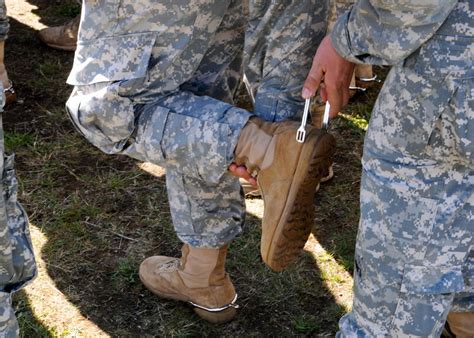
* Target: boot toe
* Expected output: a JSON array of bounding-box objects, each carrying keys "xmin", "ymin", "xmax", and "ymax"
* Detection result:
[{"xmin": 139, "ymin": 256, "xmax": 180, "ymax": 295}]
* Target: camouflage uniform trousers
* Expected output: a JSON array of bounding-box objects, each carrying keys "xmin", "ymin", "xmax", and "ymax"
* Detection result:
[
  {"xmin": 244, "ymin": 0, "xmax": 328, "ymax": 122},
  {"xmin": 336, "ymin": 2, "xmax": 474, "ymax": 336},
  {"xmin": 67, "ymin": 0, "xmax": 253, "ymax": 248},
  {"xmin": 67, "ymin": 0, "xmax": 331, "ymax": 248},
  {"xmin": 0, "ymin": 90, "xmax": 37, "ymax": 336}
]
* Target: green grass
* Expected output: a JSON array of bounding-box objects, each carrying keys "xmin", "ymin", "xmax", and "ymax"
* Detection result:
[
  {"xmin": 54, "ymin": 2, "xmax": 81, "ymax": 19},
  {"xmin": 111, "ymin": 258, "xmax": 139, "ymax": 287},
  {"xmin": 4, "ymin": 131, "xmax": 35, "ymax": 150},
  {"xmin": 292, "ymin": 314, "xmax": 320, "ymax": 333}
]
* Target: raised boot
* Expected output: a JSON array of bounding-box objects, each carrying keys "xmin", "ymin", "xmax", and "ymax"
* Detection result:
[
  {"xmin": 234, "ymin": 117, "xmax": 335, "ymax": 271},
  {"xmin": 139, "ymin": 244, "xmax": 238, "ymax": 323},
  {"xmin": 38, "ymin": 15, "xmax": 80, "ymax": 52}
]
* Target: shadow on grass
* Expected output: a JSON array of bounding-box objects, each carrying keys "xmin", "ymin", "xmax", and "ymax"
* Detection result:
[{"xmin": 25, "ymin": 0, "xmax": 80, "ymax": 28}]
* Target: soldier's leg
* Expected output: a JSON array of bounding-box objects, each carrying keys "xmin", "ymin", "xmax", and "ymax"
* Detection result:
[
  {"xmin": 181, "ymin": 0, "xmax": 245, "ymax": 104},
  {"xmin": 337, "ymin": 66, "xmax": 473, "ymax": 336},
  {"xmin": 244, "ymin": 0, "xmax": 328, "ymax": 122},
  {"xmin": 242, "ymin": 0, "xmax": 331, "ymax": 197},
  {"xmin": 68, "ymin": 0, "xmax": 335, "ymax": 321},
  {"xmin": 163, "ymin": 0, "xmax": 248, "ymax": 246},
  {"xmin": 0, "ymin": 83, "xmax": 37, "ymax": 336},
  {"xmin": 0, "ymin": 293, "xmax": 18, "ymax": 338},
  {"xmin": 125, "ymin": 91, "xmax": 252, "ymax": 244},
  {"xmin": 446, "ymin": 228, "xmax": 474, "ymax": 337}
]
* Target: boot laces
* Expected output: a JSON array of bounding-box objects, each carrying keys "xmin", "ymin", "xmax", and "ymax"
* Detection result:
[{"xmin": 156, "ymin": 258, "xmax": 180, "ymax": 273}]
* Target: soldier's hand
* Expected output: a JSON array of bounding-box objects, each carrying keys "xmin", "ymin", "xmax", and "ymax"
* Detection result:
[
  {"xmin": 229, "ymin": 163, "xmax": 257, "ymax": 187},
  {"xmin": 302, "ymin": 36, "xmax": 355, "ymax": 117}
]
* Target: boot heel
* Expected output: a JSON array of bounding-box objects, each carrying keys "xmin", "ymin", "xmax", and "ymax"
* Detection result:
[{"xmin": 193, "ymin": 307, "xmax": 237, "ymax": 324}]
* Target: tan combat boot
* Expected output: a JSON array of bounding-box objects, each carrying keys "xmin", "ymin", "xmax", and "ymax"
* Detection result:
[
  {"xmin": 234, "ymin": 117, "xmax": 335, "ymax": 271},
  {"xmin": 446, "ymin": 312, "xmax": 474, "ymax": 338},
  {"xmin": 139, "ymin": 244, "xmax": 238, "ymax": 323},
  {"xmin": 38, "ymin": 15, "xmax": 80, "ymax": 52}
]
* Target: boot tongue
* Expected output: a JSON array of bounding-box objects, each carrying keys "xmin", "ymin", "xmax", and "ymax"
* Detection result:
[{"xmin": 156, "ymin": 258, "xmax": 180, "ymax": 273}]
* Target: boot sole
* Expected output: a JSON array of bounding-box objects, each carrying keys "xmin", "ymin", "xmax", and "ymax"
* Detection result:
[{"xmin": 261, "ymin": 130, "xmax": 335, "ymax": 271}]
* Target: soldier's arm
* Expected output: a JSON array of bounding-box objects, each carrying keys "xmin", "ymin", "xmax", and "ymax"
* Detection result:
[
  {"xmin": 331, "ymin": 0, "xmax": 459, "ymax": 65},
  {"xmin": 302, "ymin": 0, "xmax": 459, "ymax": 114}
]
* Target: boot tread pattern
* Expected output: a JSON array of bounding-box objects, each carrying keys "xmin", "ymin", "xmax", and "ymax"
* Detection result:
[{"xmin": 267, "ymin": 131, "xmax": 335, "ymax": 271}]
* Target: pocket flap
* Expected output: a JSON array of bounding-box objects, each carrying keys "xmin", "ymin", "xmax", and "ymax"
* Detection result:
[
  {"xmin": 401, "ymin": 264, "xmax": 465, "ymax": 294},
  {"xmin": 67, "ymin": 32, "xmax": 156, "ymax": 85}
]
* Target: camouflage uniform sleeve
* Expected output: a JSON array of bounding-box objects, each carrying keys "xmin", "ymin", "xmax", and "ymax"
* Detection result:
[{"xmin": 330, "ymin": 0, "xmax": 459, "ymax": 65}]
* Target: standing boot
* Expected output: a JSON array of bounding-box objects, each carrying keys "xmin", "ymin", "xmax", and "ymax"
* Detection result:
[
  {"xmin": 0, "ymin": 41, "xmax": 15, "ymax": 105},
  {"xmin": 38, "ymin": 15, "xmax": 80, "ymax": 52},
  {"xmin": 139, "ymin": 244, "xmax": 238, "ymax": 324},
  {"xmin": 234, "ymin": 117, "xmax": 335, "ymax": 271}
]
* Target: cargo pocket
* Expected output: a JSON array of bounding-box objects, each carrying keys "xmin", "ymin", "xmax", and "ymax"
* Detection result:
[
  {"xmin": 390, "ymin": 264, "xmax": 465, "ymax": 336},
  {"xmin": 67, "ymin": 32, "xmax": 156, "ymax": 86},
  {"xmin": 66, "ymin": 84, "xmax": 139, "ymax": 154},
  {"xmin": 1, "ymin": 153, "xmax": 37, "ymax": 292},
  {"xmin": 66, "ymin": 33, "xmax": 156, "ymax": 154},
  {"xmin": 365, "ymin": 64, "xmax": 454, "ymax": 159},
  {"xmin": 403, "ymin": 34, "xmax": 472, "ymax": 160}
]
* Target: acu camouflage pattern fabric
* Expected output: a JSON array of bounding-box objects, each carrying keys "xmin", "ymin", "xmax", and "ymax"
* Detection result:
[
  {"xmin": 0, "ymin": 1, "xmax": 37, "ymax": 337},
  {"xmin": 67, "ymin": 0, "xmax": 327, "ymax": 248},
  {"xmin": 243, "ymin": 0, "xmax": 328, "ymax": 122},
  {"xmin": 331, "ymin": 0, "xmax": 473, "ymax": 336}
]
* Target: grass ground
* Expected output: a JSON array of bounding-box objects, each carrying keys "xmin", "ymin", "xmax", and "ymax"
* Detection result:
[{"xmin": 5, "ymin": 0, "xmax": 386, "ymax": 336}]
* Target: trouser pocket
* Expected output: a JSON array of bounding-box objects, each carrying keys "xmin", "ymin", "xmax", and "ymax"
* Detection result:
[{"xmin": 390, "ymin": 264, "xmax": 465, "ymax": 337}]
